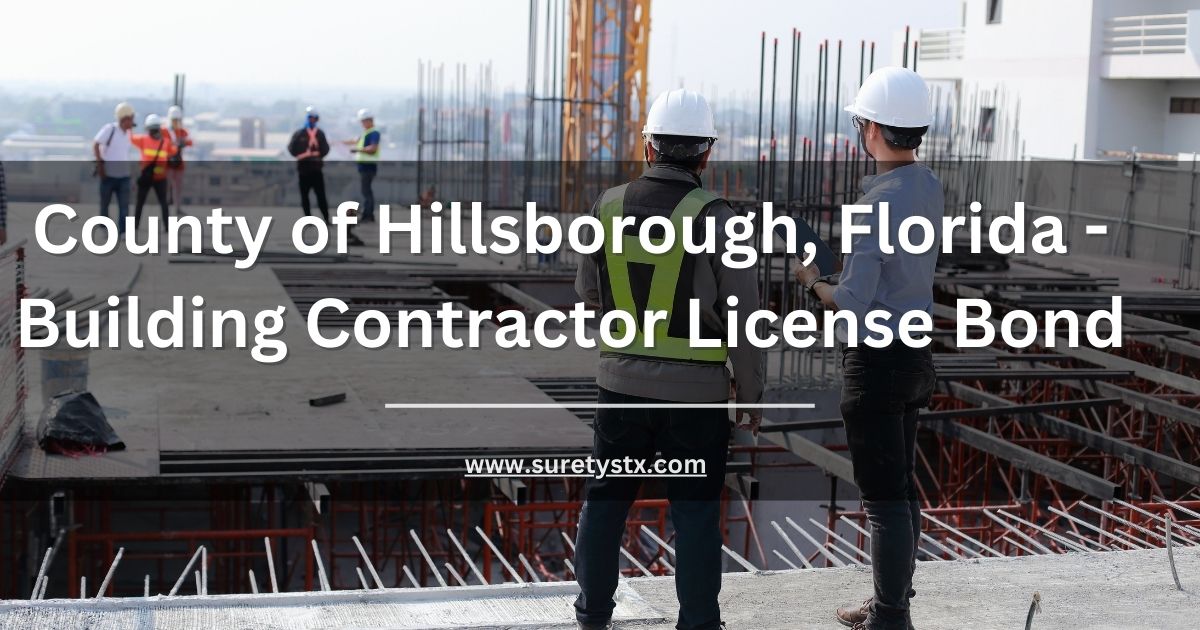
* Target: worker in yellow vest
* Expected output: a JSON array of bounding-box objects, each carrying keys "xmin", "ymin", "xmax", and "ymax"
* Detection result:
[
  {"xmin": 345, "ymin": 108, "xmax": 381, "ymax": 223},
  {"xmin": 572, "ymin": 89, "xmax": 761, "ymax": 630}
]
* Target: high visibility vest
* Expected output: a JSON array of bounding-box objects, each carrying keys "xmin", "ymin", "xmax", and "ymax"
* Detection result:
[
  {"xmin": 597, "ymin": 184, "xmax": 728, "ymax": 364},
  {"xmin": 356, "ymin": 128, "xmax": 381, "ymax": 163},
  {"xmin": 135, "ymin": 135, "xmax": 172, "ymax": 179}
]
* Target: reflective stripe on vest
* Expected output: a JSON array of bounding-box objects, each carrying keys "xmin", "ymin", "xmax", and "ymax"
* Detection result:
[
  {"xmin": 296, "ymin": 128, "xmax": 322, "ymax": 160},
  {"xmin": 598, "ymin": 184, "xmax": 728, "ymax": 364},
  {"xmin": 356, "ymin": 128, "xmax": 380, "ymax": 163}
]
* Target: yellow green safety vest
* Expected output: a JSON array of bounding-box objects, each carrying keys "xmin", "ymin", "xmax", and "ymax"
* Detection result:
[
  {"xmin": 356, "ymin": 127, "xmax": 380, "ymax": 163},
  {"xmin": 597, "ymin": 184, "xmax": 728, "ymax": 364}
]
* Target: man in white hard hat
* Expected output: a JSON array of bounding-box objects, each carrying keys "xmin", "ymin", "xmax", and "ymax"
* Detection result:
[
  {"xmin": 343, "ymin": 108, "xmax": 381, "ymax": 223},
  {"xmin": 794, "ymin": 66, "xmax": 942, "ymax": 630},
  {"xmin": 165, "ymin": 105, "xmax": 192, "ymax": 216},
  {"xmin": 573, "ymin": 89, "xmax": 761, "ymax": 630},
  {"xmin": 93, "ymin": 102, "xmax": 137, "ymax": 233}
]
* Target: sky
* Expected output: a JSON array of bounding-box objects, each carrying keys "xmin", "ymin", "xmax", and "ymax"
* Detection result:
[{"xmin": 0, "ymin": 0, "xmax": 961, "ymax": 101}]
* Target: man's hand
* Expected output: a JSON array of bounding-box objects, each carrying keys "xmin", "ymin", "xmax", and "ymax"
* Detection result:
[
  {"xmin": 734, "ymin": 407, "xmax": 762, "ymax": 436},
  {"xmin": 792, "ymin": 258, "xmax": 820, "ymax": 288},
  {"xmin": 95, "ymin": 161, "xmax": 106, "ymax": 179}
]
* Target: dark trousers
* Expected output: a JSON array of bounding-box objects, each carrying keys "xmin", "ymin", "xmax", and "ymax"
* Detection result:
[
  {"xmin": 574, "ymin": 388, "xmax": 730, "ymax": 630},
  {"xmin": 840, "ymin": 345, "xmax": 936, "ymax": 630},
  {"xmin": 134, "ymin": 178, "xmax": 169, "ymax": 229},
  {"xmin": 359, "ymin": 169, "xmax": 376, "ymax": 221},
  {"xmin": 299, "ymin": 171, "xmax": 329, "ymax": 221},
  {"xmin": 99, "ymin": 176, "xmax": 130, "ymax": 232}
]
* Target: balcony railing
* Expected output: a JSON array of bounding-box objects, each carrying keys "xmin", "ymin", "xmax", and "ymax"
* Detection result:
[
  {"xmin": 919, "ymin": 27, "xmax": 966, "ymax": 62},
  {"xmin": 1104, "ymin": 13, "xmax": 1189, "ymax": 55}
]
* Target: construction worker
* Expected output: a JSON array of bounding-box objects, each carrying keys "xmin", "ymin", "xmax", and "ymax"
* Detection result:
[
  {"xmin": 93, "ymin": 102, "xmax": 137, "ymax": 233},
  {"xmin": 344, "ymin": 108, "xmax": 381, "ymax": 223},
  {"xmin": 165, "ymin": 105, "xmax": 192, "ymax": 216},
  {"xmin": 794, "ymin": 67, "xmax": 941, "ymax": 630},
  {"xmin": 288, "ymin": 106, "xmax": 332, "ymax": 222},
  {"xmin": 131, "ymin": 114, "xmax": 176, "ymax": 231},
  {"xmin": 573, "ymin": 89, "xmax": 762, "ymax": 630}
]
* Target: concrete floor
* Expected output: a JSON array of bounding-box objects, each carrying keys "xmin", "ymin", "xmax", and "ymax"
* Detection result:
[
  {"xmin": 0, "ymin": 548, "xmax": 1195, "ymax": 629},
  {"xmin": 8, "ymin": 201, "xmax": 600, "ymax": 481},
  {"xmin": 638, "ymin": 547, "xmax": 1200, "ymax": 630}
]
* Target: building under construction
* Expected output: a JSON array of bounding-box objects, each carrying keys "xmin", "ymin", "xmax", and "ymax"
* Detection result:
[{"xmin": 0, "ymin": 1, "xmax": 1198, "ymax": 628}]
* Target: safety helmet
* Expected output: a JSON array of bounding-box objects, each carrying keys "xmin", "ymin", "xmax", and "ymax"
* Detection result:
[
  {"xmin": 844, "ymin": 66, "xmax": 932, "ymax": 128},
  {"xmin": 642, "ymin": 89, "xmax": 718, "ymax": 140},
  {"xmin": 144, "ymin": 114, "xmax": 162, "ymax": 129},
  {"xmin": 305, "ymin": 106, "xmax": 319, "ymax": 119},
  {"xmin": 357, "ymin": 108, "xmax": 373, "ymax": 121},
  {"xmin": 167, "ymin": 105, "xmax": 183, "ymax": 120},
  {"xmin": 114, "ymin": 102, "xmax": 135, "ymax": 121}
]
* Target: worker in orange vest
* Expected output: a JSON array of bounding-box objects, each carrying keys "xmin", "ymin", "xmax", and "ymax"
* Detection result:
[
  {"xmin": 165, "ymin": 106, "xmax": 193, "ymax": 216},
  {"xmin": 132, "ymin": 114, "xmax": 177, "ymax": 231}
]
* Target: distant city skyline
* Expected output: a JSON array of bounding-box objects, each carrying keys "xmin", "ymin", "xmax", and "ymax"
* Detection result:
[{"xmin": 2, "ymin": 0, "xmax": 959, "ymax": 104}]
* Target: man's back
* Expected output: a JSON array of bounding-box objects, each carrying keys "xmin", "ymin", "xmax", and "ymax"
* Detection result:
[{"xmin": 575, "ymin": 164, "xmax": 763, "ymax": 407}]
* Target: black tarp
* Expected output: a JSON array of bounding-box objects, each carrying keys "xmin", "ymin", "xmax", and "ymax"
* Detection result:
[{"xmin": 36, "ymin": 392, "xmax": 125, "ymax": 454}]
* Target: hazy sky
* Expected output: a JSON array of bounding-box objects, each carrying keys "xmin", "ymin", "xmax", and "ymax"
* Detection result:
[{"xmin": 1, "ymin": 0, "xmax": 961, "ymax": 100}]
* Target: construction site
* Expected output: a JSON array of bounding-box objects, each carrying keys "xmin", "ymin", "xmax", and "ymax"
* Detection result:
[{"xmin": 0, "ymin": 0, "xmax": 1199, "ymax": 628}]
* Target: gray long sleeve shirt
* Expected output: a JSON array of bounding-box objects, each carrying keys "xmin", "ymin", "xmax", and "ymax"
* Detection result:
[
  {"xmin": 833, "ymin": 162, "xmax": 944, "ymax": 344},
  {"xmin": 575, "ymin": 165, "xmax": 763, "ymax": 404}
]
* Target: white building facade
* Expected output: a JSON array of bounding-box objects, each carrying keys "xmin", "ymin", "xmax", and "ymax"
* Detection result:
[{"xmin": 914, "ymin": 0, "xmax": 1200, "ymax": 159}]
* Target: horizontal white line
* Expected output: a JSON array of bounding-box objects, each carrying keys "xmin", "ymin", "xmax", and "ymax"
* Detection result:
[
  {"xmin": 385, "ymin": 403, "xmax": 816, "ymax": 409},
  {"xmin": 1085, "ymin": 224, "xmax": 1108, "ymax": 235}
]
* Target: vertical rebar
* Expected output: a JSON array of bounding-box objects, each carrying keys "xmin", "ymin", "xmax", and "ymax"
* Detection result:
[
  {"xmin": 830, "ymin": 40, "xmax": 843, "ymax": 207},
  {"xmin": 756, "ymin": 31, "xmax": 767, "ymax": 195}
]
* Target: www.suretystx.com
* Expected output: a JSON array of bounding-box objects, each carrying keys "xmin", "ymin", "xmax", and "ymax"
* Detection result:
[{"xmin": 463, "ymin": 456, "xmax": 707, "ymax": 480}]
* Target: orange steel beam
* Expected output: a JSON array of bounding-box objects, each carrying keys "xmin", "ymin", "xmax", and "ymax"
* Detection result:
[{"xmin": 561, "ymin": 0, "xmax": 650, "ymax": 213}]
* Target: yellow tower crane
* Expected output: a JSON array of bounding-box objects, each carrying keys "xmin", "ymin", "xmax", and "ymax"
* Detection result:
[{"xmin": 559, "ymin": 0, "xmax": 651, "ymax": 213}]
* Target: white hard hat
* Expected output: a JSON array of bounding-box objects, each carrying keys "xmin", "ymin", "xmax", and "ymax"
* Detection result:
[
  {"xmin": 844, "ymin": 66, "xmax": 932, "ymax": 128},
  {"xmin": 305, "ymin": 106, "xmax": 319, "ymax": 118},
  {"xmin": 357, "ymin": 108, "xmax": 373, "ymax": 121},
  {"xmin": 114, "ymin": 102, "xmax": 135, "ymax": 121},
  {"xmin": 642, "ymin": 89, "xmax": 719, "ymax": 139},
  {"xmin": 167, "ymin": 105, "xmax": 183, "ymax": 120},
  {"xmin": 144, "ymin": 114, "xmax": 162, "ymax": 129}
]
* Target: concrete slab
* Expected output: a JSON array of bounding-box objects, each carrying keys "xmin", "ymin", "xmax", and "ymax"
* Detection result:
[
  {"xmin": 7, "ymin": 202, "xmax": 598, "ymax": 481},
  {"xmin": 640, "ymin": 547, "xmax": 1200, "ymax": 630},
  {"xmin": 0, "ymin": 548, "xmax": 1193, "ymax": 629},
  {"xmin": 0, "ymin": 582, "xmax": 664, "ymax": 630}
]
